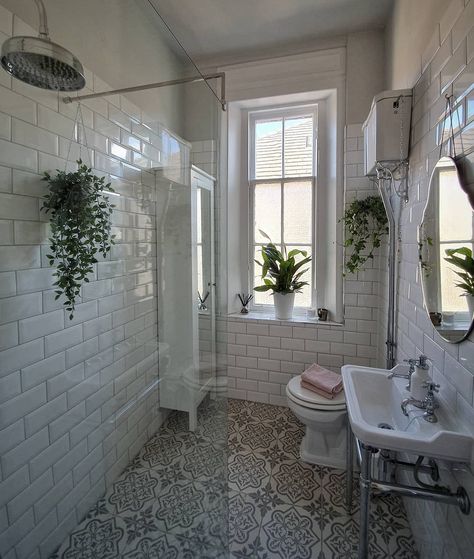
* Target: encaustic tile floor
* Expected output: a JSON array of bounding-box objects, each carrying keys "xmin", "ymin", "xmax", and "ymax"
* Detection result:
[{"xmin": 52, "ymin": 398, "xmax": 418, "ymax": 559}]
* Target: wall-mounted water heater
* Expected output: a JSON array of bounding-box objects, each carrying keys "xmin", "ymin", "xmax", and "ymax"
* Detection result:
[{"xmin": 362, "ymin": 89, "xmax": 412, "ymax": 176}]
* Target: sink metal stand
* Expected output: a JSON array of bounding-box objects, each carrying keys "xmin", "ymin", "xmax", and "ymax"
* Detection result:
[
  {"xmin": 345, "ymin": 422, "xmax": 471, "ymax": 559},
  {"xmin": 345, "ymin": 418, "xmax": 354, "ymax": 510},
  {"xmin": 358, "ymin": 443, "xmax": 376, "ymax": 559}
]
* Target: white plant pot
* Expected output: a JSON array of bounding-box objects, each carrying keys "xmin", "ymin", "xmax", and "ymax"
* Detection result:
[
  {"xmin": 273, "ymin": 292, "xmax": 295, "ymax": 320},
  {"xmin": 466, "ymin": 294, "xmax": 474, "ymax": 317}
]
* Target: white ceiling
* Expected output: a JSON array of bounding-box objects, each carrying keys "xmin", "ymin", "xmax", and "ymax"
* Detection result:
[{"xmin": 150, "ymin": 0, "xmax": 394, "ymax": 64}]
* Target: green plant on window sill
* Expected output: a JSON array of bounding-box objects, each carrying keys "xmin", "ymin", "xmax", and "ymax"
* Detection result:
[
  {"xmin": 254, "ymin": 230, "xmax": 311, "ymax": 293},
  {"xmin": 41, "ymin": 160, "xmax": 115, "ymax": 319},
  {"xmin": 341, "ymin": 195, "xmax": 388, "ymax": 275},
  {"xmin": 444, "ymin": 246, "xmax": 474, "ymax": 296}
]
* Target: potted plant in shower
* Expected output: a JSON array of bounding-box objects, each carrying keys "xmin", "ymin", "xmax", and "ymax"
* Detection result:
[
  {"xmin": 254, "ymin": 231, "xmax": 311, "ymax": 320},
  {"xmin": 444, "ymin": 247, "xmax": 474, "ymax": 316},
  {"xmin": 42, "ymin": 160, "xmax": 115, "ymax": 319}
]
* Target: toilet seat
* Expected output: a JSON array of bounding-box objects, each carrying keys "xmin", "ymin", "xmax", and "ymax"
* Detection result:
[{"xmin": 287, "ymin": 375, "xmax": 346, "ymax": 411}]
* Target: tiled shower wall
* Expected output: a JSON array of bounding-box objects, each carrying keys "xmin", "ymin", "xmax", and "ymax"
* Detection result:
[
  {"xmin": 0, "ymin": 8, "xmax": 187, "ymax": 558},
  {"xmin": 222, "ymin": 126, "xmax": 386, "ymax": 404},
  {"xmin": 391, "ymin": 1, "xmax": 474, "ymax": 557}
]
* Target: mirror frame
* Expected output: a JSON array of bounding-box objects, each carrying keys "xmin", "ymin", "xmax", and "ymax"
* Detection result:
[{"xmin": 418, "ymin": 155, "xmax": 474, "ymax": 344}]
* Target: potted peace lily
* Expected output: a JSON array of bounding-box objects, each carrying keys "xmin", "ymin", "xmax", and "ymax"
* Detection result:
[
  {"xmin": 444, "ymin": 247, "xmax": 474, "ymax": 316},
  {"xmin": 254, "ymin": 231, "xmax": 311, "ymax": 320}
]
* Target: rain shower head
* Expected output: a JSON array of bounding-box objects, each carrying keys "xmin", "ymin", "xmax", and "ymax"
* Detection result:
[{"xmin": 0, "ymin": 0, "xmax": 85, "ymax": 91}]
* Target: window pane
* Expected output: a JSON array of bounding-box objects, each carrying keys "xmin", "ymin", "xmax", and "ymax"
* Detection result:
[
  {"xmin": 255, "ymin": 119, "xmax": 282, "ymax": 179},
  {"xmin": 284, "ymin": 180, "xmax": 312, "ymax": 244},
  {"xmin": 254, "ymin": 246, "xmax": 274, "ymax": 306},
  {"xmin": 439, "ymin": 168, "xmax": 473, "ymax": 242},
  {"xmin": 254, "ymin": 182, "xmax": 281, "ymax": 243},
  {"xmin": 440, "ymin": 242, "xmax": 473, "ymax": 312},
  {"xmin": 284, "ymin": 117, "xmax": 313, "ymax": 177}
]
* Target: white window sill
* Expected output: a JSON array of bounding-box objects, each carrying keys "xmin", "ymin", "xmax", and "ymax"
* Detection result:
[{"xmin": 227, "ymin": 311, "xmax": 343, "ymax": 326}]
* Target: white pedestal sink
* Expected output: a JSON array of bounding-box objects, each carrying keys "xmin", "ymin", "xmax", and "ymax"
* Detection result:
[
  {"xmin": 341, "ymin": 363, "xmax": 473, "ymax": 559},
  {"xmin": 341, "ymin": 363, "xmax": 473, "ymax": 463}
]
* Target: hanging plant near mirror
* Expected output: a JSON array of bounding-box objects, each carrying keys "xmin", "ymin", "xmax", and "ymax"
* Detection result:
[
  {"xmin": 341, "ymin": 195, "xmax": 388, "ymax": 274},
  {"xmin": 42, "ymin": 160, "xmax": 115, "ymax": 319}
]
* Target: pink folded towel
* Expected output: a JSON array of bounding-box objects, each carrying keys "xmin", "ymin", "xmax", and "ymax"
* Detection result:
[
  {"xmin": 301, "ymin": 364, "xmax": 343, "ymax": 398},
  {"xmin": 301, "ymin": 380, "xmax": 340, "ymax": 400}
]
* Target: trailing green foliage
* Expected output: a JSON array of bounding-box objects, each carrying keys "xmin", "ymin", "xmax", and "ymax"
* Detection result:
[
  {"xmin": 444, "ymin": 247, "xmax": 474, "ymax": 296},
  {"xmin": 254, "ymin": 230, "xmax": 311, "ymax": 294},
  {"xmin": 42, "ymin": 160, "xmax": 115, "ymax": 319},
  {"xmin": 341, "ymin": 195, "xmax": 388, "ymax": 274}
]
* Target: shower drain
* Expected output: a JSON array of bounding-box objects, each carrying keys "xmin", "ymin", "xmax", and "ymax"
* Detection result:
[{"xmin": 377, "ymin": 422, "xmax": 394, "ymax": 430}]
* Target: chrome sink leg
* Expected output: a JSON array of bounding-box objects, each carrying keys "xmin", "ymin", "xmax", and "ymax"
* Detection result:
[
  {"xmin": 359, "ymin": 443, "xmax": 375, "ymax": 559},
  {"xmin": 346, "ymin": 418, "xmax": 353, "ymax": 511}
]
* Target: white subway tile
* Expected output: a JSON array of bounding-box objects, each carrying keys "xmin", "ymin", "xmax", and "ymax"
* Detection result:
[
  {"xmin": 0, "ymin": 467, "xmax": 29, "ymax": 510},
  {"xmin": 37, "ymin": 105, "xmax": 74, "ymax": 139},
  {"xmin": 34, "ymin": 470, "xmax": 72, "ymax": 519},
  {"xmin": 0, "ymin": 85, "xmax": 36, "ymax": 124},
  {"xmin": 0, "ymin": 165, "xmax": 12, "ymax": 193},
  {"xmin": 7, "ymin": 468, "xmax": 53, "ymax": 523},
  {"xmin": 0, "ymin": 111, "xmax": 10, "ymax": 140},
  {"xmin": 25, "ymin": 394, "xmax": 68, "ymax": 437},
  {"xmin": 0, "ymin": 370, "xmax": 20, "ymax": 403},
  {"xmin": 46, "ymin": 363, "xmax": 84, "ymax": 400},
  {"xmin": 0, "ymin": 322, "xmax": 18, "ymax": 351},
  {"xmin": 0, "ymin": 245, "xmax": 40, "ymax": 272},
  {"xmin": 13, "ymin": 220, "xmax": 49, "ymax": 244},
  {"xmin": 21, "ymin": 353, "xmax": 66, "ymax": 390},
  {"xmin": 1, "ymin": 427, "xmax": 49, "ymax": 478},
  {"xmin": 12, "ymin": 118, "xmax": 58, "ymax": 155},
  {"xmin": 0, "ymin": 419, "xmax": 25, "ymax": 455},
  {"xmin": 18, "ymin": 309, "xmax": 63, "ymax": 344},
  {"xmin": 49, "ymin": 401, "xmax": 85, "ymax": 442},
  {"xmin": 0, "ymin": 338, "xmax": 44, "ymax": 377},
  {"xmin": 65, "ymin": 300, "xmax": 98, "ymax": 327},
  {"xmin": 0, "ymin": 193, "xmax": 39, "ymax": 221},
  {"xmin": 16, "ymin": 267, "xmax": 55, "ymax": 293},
  {"xmin": 0, "ymin": 138, "xmax": 37, "ymax": 172},
  {"xmin": 44, "ymin": 325, "xmax": 83, "ymax": 357},
  {"xmin": 445, "ymin": 353, "xmax": 473, "ymax": 400}
]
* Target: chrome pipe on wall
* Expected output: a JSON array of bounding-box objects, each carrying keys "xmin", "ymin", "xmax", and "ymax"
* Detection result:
[{"xmin": 376, "ymin": 167, "xmax": 398, "ymax": 369}]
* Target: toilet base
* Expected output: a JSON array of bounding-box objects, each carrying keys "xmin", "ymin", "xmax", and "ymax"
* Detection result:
[{"xmin": 299, "ymin": 423, "xmax": 347, "ymax": 470}]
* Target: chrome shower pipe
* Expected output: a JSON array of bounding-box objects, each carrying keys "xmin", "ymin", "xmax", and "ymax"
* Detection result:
[
  {"xmin": 63, "ymin": 72, "xmax": 227, "ymax": 111},
  {"xmin": 376, "ymin": 167, "xmax": 397, "ymax": 369},
  {"xmin": 33, "ymin": 0, "xmax": 49, "ymax": 38}
]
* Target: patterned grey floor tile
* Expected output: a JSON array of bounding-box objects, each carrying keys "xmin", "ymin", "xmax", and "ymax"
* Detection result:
[
  {"xmin": 269, "ymin": 459, "xmax": 320, "ymax": 507},
  {"xmin": 259, "ymin": 503, "xmax": 321, "ymax": 559},
  {"xmin": 228, "ymin": 451, "xmax": 272, "ymax": 494},
  {"xmin": 54, "ymin": 514, "xmax": 128, "ymax": 559},
  {"xmin": 228, "ymin": 491, "xmax": 262, "ymax": 554}
]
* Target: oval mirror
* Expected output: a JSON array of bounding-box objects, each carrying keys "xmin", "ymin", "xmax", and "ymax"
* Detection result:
[{"xmin": 419, "ymin": 156, "xmax": 474, "ymax": 343}]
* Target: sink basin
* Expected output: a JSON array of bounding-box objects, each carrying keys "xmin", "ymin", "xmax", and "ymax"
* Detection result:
[{"xmin": 341, "ymin": 364, "xmax": 473, "ymax": 463}]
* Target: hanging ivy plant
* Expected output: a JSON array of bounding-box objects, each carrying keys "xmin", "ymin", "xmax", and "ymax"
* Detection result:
[
  {"xmin": 42, "ymin": 160, "xmax": 115, "ymax": 319},
  {"xmin": 341, "ymin": 195, "xmax": 388, "ymax": 275}
]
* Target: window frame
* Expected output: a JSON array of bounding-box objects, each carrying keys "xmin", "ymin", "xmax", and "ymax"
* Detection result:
[{"xmin": 247, "ymin": 104, "xmax": 319, "ymax": 312}]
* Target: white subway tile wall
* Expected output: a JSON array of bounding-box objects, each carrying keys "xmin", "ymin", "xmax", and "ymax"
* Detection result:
[
  {"xmin": 389, "ymin": 3, "xmax": 474, "ymax": 558},
  {"xmin": 0, "ymin": 8, "xmax": 191, "ymax": 558}
]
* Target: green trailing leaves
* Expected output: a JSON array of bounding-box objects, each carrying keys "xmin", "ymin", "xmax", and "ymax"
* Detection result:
[
  {"xmin": 341, "ymin": 195, "xmax": 388, "ymax": 275},
  {"xmin": 254, "ymin": 233, "xmax": 311, "ymax": 294},
  {"xmin": 444, "ymin": 247, "xmax": 474, "ymax": 296},
  {"xmin": 41, "ymin": 160, "xmax": 115, "ymax": 319}
]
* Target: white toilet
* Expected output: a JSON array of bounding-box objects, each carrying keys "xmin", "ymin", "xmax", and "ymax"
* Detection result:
[{"xmin": 286, "ymin": 375, "xmax": 347, "ymax": 469}]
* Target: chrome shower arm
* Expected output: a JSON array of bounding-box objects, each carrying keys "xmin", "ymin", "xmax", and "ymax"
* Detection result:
[{"xmin": 33, "ymin": 0, "xmax": 49, "ymax": 38}]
